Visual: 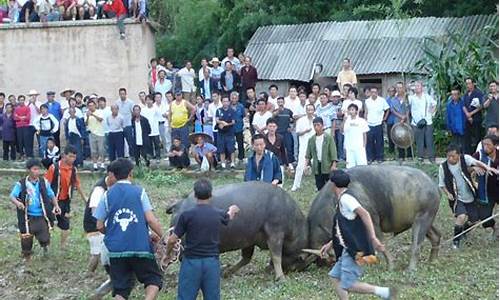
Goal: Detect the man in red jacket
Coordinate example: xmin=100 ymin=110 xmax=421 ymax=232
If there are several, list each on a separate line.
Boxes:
xmin=104 ymin=0 xmax=127 ymax=39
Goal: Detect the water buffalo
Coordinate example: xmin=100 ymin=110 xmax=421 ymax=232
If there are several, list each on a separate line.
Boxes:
xmin=307 ymin=165 xmax=441 ymax=271
xmin=166 ymin=181 xmax=309 ymax=280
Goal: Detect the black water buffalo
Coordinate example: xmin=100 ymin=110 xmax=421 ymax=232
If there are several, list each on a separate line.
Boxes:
xmin=166 ymin=181 xmax=309 ymax=280
xmin=307 ymin=165 xmax=441 ymax=271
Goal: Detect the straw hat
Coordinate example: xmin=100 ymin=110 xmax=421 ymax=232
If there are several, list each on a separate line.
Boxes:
xmin=27 ymin=89 xmax=39 ymax=96
xmin=60 ymin=88 xmax=75 ymax=97
xmin=189 ymin=132 xmax=213 ymax=145
xmin=209 ymin=57 xmax=220 ymax=65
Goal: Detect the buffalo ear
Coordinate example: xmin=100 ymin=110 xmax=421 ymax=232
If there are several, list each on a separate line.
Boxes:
xmin=166 ymin=202 xmax=178 ymax=215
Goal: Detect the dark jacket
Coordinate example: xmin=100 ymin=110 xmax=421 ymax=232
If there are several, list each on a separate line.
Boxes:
xmin=64 ymin=117 xmax=87 ymax=139
xmin=240 ymin=65 xmax=258 ymax=90
xmin=83 ymin=177 xmax=108 ymax=233
xmin=2 ymin=113 xmax=16 ymax=142
xmin=199 ymin=77 xmax=219 ymax=98
xmin=446 ymin=98 xmax=466 ymax=135
xmin=220 ymin=70 xmax=240 ymax=93
xmin=244 ymin=150 xmax=282 ymax=183
xmin=131 ymin=116 xmax=151 ymax=145
xmin=265 ymin=133 xmax=288 ymax=165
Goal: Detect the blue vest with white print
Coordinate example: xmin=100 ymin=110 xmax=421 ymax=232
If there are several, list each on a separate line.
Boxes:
xmin=103 ymin=182 xmax=153 ymax=259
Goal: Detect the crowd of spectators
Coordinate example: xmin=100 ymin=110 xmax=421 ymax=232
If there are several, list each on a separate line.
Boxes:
xmin=0 ymin=53 xmax=498 ymax=191
xmin=0 ymin=0 xmax=144 ymax=35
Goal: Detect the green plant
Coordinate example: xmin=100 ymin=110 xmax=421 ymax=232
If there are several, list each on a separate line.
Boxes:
xmin=415 ymin=19 xmax=499 ymax=155
xmin=134 ymin=168 xmax=183 ymax=186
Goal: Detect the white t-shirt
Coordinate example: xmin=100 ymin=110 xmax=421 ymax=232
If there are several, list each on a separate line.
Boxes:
xmin=315 ymin=134 xmax=324 ymax=161
xmin=155 ymin=101 xmax=169 ymax=123
xmin=100 ymin=107 xmax=112 ymax=133
xmin=89 ymin=186 xmax=105 ymax=209
xmin=409 ymin=93 xmax=436 ymax=126
xmin=178 ymin=67 xmax=196 ymax=93
xmin=268 ymin=96 xmax=279 ymax=110
xmin=341 ymin=99 xmax=363 ymax=115
xmin=135 ymin=120 xmax=143 ymax=146
xmin=198 ymin=67 xmax=212 ymax=80
xmin=207 ymin=102 xmax=222 ymax=131
xmin=365 ymin=96 xmax=389 ymax=126
xmin=142 ymin=106 xmax=161 ymax=136
xmin=28 ymin=101 xmax=42 ymax=126
xmin=284 ymin=96 xmax=305 ymax=118
xmin=252 ymin=111 xmax=273 ymax=131
xmin=343 ymin=116 xmax=369 ymax=150
xmin=296 ymin=116 xmax=315 ymax=144
xmin=68 ymin=118 xmax=80 ymax=136
xmin=339 ymin=193 xmax=361 ymax=220
xmin=62 ymin=107 xmax=83 ymax=121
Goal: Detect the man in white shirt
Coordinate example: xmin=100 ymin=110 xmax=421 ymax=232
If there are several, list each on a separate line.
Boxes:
xmin=221 ymin=48 xmax=241 ymax=72
xmin=177 ymin=61 xmax=196 ymax=104
xmin=209 ymin=57 xmax=224 ymax=90
xmin=142 ymin=95 xmax=162 ymax=162
xmin=336 ymin=58 xmax=358 ymax=88
xmin=198 ymin=58 xmax=212 ymax=80
xmin=343 ymin=103 xmax=369 ymax=168
xmin=27 ymin=90 xmax=42 ymax=158
xmin=208 ymin=91 xmax=222 ymax=150
xmin=285 ymin=86 xmax=305 ymax=161
xmin=341 ymin=87 xmax=363 ymax=116
xmin=154 ymin=70 xmax=172 ymax=102
xmin=291 ymin=104 xmax=316 ymax=192
xmin=268 ymin=84 xmax=280 ymax=110
xmin=409 ymin=81 xmax=437 ymax=163
xmin=364 ymin=87 xmax=389 ymax=163
xmin=154 ymin=92 xmax=171 ymax=159
xmin=252 ymin=99 xmax=272 ymax=134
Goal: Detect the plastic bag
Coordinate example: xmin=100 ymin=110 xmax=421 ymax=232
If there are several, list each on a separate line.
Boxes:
xmin=200 ymin=155 xmax=210 ymax=172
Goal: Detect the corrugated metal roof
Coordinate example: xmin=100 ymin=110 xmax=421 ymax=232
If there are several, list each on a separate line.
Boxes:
xmin=245 ymin=15 xmax=498 ymax=81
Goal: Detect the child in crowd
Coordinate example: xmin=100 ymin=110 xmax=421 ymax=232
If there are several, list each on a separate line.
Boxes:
xmin=343 ymin=103 xmax=369 ymax=168
xmin=42 ymin=138 xmax=60 ymax=169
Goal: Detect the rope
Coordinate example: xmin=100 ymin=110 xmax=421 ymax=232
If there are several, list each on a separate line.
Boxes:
xmin=154 ymin=227 xmax=183 ymax=272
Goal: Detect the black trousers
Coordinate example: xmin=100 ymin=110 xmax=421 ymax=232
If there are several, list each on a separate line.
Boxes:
xmin=3 ymin=140 xmax=16 ymax=160
xmin=315 ymin=173 xmax=330 ymax=191
xmin=16 ymin=126 xmax=34 ymax=158
xmin=464 ymin=121 xmax=483 ymax=154
xmin=149 ymin=135 xmax=161 ymax=160
xmin=134 ymin=144 xmax=150 ymax=166
xmin=235 ymin=131 xmax=245 ymax=160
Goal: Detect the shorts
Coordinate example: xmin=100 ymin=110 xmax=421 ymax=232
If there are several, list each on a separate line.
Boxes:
xmin=453 ymin=200 xmax=479 ymax=222
xmin=87 ymin=232 xmax=104 ymax=255
xmin=56 ymin=199 xmax=71 ymax=230
xmin=328 ymin=249 xmax=363 ymax=290
xmin=21 ymin=216 xmax=50 ymax=256
xmin=217 ymin=133 xmax=235 ymax=155
xmin=109 ymin=257 xmax=163 ymax=299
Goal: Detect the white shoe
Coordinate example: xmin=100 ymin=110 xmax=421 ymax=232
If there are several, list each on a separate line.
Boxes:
xmin=100 ymin=163 xmax=106 ymax=170
xmin=93 ymin=163 xmax=98 ymax=171
xmin=221 ymin=162 xmax=226 ymax=169
xmin=288 ymin=164 xmax=294 ymax=171
xmin=230 ymin=162 xmax=235 ymax=169
xmin=291 ymin=186 xmax=298 ymax=192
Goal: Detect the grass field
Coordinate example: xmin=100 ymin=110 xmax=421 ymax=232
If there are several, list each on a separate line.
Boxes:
xmin=0 ymin=164 xmax=498 ymax=300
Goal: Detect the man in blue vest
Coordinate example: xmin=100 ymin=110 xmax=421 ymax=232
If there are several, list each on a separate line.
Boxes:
xmin=94 ymin=158 xmax=164 ymax=300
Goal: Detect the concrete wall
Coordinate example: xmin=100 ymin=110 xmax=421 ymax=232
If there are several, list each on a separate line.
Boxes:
xmin=0 ymin=20 xmax=155 ymax=102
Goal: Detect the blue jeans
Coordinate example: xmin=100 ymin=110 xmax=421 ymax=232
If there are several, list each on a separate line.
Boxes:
xmin=172 ymin=125 xmax=190 ymax=149
xmin=68 ymin=133 xmax=83 ymax=166
xmin=38 ymin=135 xmax=52 ymax=158
xmin=279 ymin=131 xmax=294 ymax=164
xmin=366 ymin=124 xmax=384 ymax=162
xmin=334 ymin=129 xmax=344 ymax=160
xmin=178 ymin=257 xmax=220 ymax=300
xmin=123 ymin=126 xmax=135 ymax=158
xmin=108 ymin=131 xmax=125 ymax=162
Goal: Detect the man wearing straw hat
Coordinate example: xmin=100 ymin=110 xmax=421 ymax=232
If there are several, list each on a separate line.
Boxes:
xmin=209 ymin=57 xmax=224 ymax=91
xmin=190 ymin=132 xmax=217 ymax=171
xmin=60 ymin=88 xmax=75 ymax=113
